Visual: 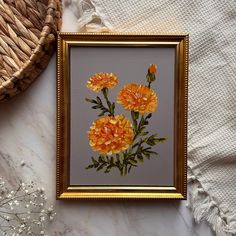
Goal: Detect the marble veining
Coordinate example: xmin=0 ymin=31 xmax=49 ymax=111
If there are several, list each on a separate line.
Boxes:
xmin=0 ymin=7 xmax=215 ymax=236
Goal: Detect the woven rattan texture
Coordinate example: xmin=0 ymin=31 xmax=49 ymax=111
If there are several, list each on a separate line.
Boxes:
xmin=0 ymin=0 xmax=62 ymax=102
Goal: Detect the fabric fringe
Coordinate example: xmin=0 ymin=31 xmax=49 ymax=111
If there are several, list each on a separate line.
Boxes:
xmin=66 ymin=0 xmax=113 ymax=32
xmin=188 ymin=167 xmax=236 ymax=236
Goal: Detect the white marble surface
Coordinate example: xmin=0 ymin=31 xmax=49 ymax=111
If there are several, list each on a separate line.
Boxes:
xmin=0 ymin=7 xmax=215 ymax=236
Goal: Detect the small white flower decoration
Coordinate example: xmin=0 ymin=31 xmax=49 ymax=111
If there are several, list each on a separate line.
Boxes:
xmin=0 ymin=177 xmax=56 ymax=235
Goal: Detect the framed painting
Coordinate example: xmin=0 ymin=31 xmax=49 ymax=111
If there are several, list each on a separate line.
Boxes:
xmin=56 ymin=33 xmax=188 ymax=199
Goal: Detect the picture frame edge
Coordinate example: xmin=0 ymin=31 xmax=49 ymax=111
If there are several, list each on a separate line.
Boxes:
xmin=56 ymin=32 xmax=189 ymax=200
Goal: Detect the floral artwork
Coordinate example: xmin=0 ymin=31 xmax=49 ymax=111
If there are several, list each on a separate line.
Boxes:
xmin=85 ymin=64 xmax=167 ymax=176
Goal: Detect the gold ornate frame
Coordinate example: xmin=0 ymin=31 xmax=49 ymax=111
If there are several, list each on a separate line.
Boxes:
xmin=57 ymin=33 xmax=188 ymax=199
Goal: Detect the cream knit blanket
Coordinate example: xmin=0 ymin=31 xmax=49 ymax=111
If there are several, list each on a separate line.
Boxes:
xmin=64 ymin=1 xmax=236 ymax=235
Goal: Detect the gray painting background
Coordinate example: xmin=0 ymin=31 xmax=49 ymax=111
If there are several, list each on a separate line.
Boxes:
xmin=70 ymin=46 xmax=175 ymax=186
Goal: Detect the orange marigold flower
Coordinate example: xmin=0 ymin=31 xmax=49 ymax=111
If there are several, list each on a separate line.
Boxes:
xmin=87 ymin=72 xmax=118 ymax=92
xmin=88 ymin=115 xmax=134 ymax=155
xmin=117 ymin=83 xmax=158 ymax=115
xmin=149 ymin=64 xmax=157 ymax=73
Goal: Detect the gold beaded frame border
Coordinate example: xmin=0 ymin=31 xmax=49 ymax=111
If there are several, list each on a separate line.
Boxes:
xmin=56 ymin=33 xmax=188 ymax=200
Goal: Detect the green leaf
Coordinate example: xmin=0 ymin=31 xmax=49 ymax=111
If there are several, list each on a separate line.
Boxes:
xmin=91 ymin=157 xmax=99 ymax=167
xmin=98 ymin=155 xmax=105 ymax=162
xmin=131 ymin=111 xmax=139 ymax=120
xmin=154 ymin=138 xmax=167 ymax=143
xmin=132 ymin=142 xmax=139 ymax=148
xmin=139 ymin=127 xmax=146 ymax=133
xmin=96 ymin=163 xmax=106 ymax=171
xmin=96 ymin=96 xmax=102 ymax=103
xmin=115 ymin=154 xmax=120 ymax=163
xmin=151 ymin=133 xmax=158 ymax=139
xmin=128 ymin=153 xmax=135 ymax=158
xmin=136 ymin=146 xmax=142 ymax=154
xmin=143 ymin=152 xmax=150 ymax=159
xmin=105 ymin=167 xmax=111 ymax=173
xmin=129 ymin=159 xmax=137 ymax=165
xmin=105 ymin=165 xmax=112 ymax=173
xmin=137 ymin=155 xmax=144 ymax=163
xmin=121 ymin=152 xmax=125 ymax=161
xmin=118 ymin=162 xmax=123 ymax=170
xmin=85 ymin=164 xmax=94 ymax=169
xmin=85 ymin=98 xmax=93 ymax=102
xmin=91 ymin=157 xmax=97 ymax=164
xmin=110 ymin=156 xmax=115 ymax=164
xmin=98 ymin=111 xmax=106 ymax=116
xmin=92 ymin=105 xmax=100 ymax=109
xmin=140 ymin=116 xmax=145 ymax=126
xmin=140 ymin=131 xmax=149 ymax=136
xmin=146 ymin=140 xmax=156 ymax=146
xmin=85 ymin=98 xmax=97 ymax=103
xmin=148 ymin=151 xmax=158 ymax=155
xmin=146 ymin=113 xmax=152 ymax=119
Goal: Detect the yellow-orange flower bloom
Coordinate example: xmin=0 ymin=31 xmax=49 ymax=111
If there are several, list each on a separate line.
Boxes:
xmin=88 ymin=115 xmax=134 ymax=155
xmin=149 ymin=64 xmax=157 ymax=73
xmin=117 ymin=83 xmax=158 ymax=115
xmin=87 ymin=72 xmax=118 ymax=92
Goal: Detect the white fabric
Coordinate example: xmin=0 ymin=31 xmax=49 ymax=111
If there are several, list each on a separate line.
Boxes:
xmin=65 ymin=1 xmax=236 ymax=235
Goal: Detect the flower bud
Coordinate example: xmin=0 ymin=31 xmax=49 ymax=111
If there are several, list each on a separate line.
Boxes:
xmin=149 ymin=64 xmax=157 ymax=74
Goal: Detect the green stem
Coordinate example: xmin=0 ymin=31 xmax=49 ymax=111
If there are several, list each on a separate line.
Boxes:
xmin=130 ymin=111 xmax=145 ymax=141
xmin=102 ymin=88 xmax=115 ymax=116
xmin=134 ymin=115 xmax=144 ymax=140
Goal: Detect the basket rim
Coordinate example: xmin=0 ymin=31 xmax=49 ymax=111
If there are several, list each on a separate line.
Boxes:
xmin=0 ymin=0 xmax=62 ymax=94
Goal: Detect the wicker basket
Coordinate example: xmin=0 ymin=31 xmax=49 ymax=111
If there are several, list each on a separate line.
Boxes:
xmin=0 ymin=0 xmax=62 ymax=102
